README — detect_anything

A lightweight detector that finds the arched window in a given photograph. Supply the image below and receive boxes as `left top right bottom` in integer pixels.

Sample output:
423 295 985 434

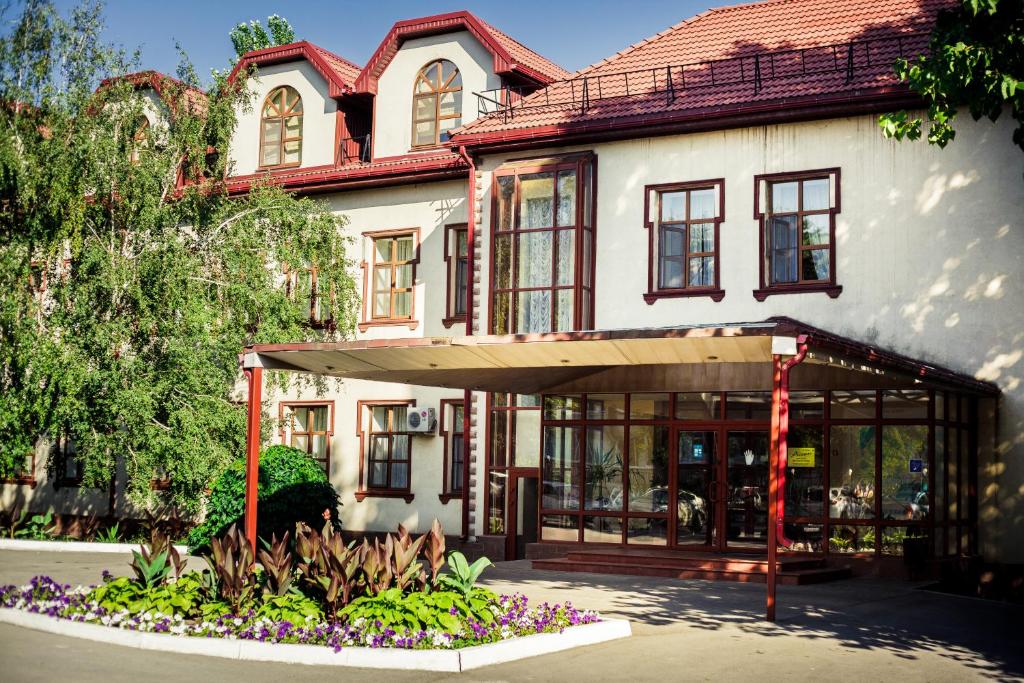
129 115 150 164
260 86 302 167
412 60 461 147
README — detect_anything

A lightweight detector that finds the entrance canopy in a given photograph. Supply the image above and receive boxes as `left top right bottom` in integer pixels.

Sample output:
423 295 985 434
242 317 997 396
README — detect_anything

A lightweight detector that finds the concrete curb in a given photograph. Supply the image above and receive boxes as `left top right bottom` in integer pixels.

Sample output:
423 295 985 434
0 539 189 555
0 609 631 671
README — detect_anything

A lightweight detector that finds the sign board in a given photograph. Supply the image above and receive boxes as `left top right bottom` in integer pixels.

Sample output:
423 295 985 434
788 447 816 468
909 459 923 473
693 444 704 461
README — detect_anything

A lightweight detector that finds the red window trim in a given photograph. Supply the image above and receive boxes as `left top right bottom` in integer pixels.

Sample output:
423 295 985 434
439 398 465 503
442 223 469 328
284 264 334 330
358 228 421 332
487 151 597 335
258 86 303 171
642 178 726 304
278 400 335 475
753 167 842 301
355 399 416 502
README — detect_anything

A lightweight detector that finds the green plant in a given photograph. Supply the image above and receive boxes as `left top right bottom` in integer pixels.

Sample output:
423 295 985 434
96 523 121 544
2 506 28 539
15 510 56 540
338 587 497 633
89 574 204 618
438 551 493 597
257 532 294 597
187 445 341 553
130 529 185 589
294 521 362 619
255 593 324 623
203 524 257 614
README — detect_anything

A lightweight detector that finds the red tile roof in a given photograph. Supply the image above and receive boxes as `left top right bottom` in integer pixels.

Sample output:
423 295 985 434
354 11 569 93
224 151 468 195
311 45 362 86
102 70 208 115
228 41 360 97
452 0 954 146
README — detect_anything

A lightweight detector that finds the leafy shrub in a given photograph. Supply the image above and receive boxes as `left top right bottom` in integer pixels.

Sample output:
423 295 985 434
439 551 493 597
202 524 258 614
187 445 340 552
130 529 186 588
89 574 204 618
338 587 497 633
15 510 56 540
96 523 121 544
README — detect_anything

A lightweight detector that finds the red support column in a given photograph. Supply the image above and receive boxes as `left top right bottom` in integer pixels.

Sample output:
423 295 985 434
767 355 783 622
243 365 263 552
767 337 809 622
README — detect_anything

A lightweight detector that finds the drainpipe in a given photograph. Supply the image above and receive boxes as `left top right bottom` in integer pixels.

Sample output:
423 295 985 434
240 355 263 553
766 334 809 622
456 145 475 543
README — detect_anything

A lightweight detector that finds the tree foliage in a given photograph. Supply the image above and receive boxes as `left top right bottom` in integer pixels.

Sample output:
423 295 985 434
229 14 296 61
879 0 1024 151
0 1 358 512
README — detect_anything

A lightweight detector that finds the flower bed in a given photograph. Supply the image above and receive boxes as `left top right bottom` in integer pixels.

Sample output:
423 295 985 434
0 576 599 651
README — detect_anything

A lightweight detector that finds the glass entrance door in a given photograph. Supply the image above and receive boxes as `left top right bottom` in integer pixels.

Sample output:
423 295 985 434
675 430 716 547
725 431 770 549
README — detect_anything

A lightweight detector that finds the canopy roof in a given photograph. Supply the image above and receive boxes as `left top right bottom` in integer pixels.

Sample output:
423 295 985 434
243 318 997 396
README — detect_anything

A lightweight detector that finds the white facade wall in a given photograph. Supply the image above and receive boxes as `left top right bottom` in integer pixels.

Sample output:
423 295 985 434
475 112 1024 561
372 31 501 158
229 61 338 176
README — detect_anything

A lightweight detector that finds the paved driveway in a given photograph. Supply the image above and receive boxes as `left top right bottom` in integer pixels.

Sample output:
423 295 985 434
0 550 1021 682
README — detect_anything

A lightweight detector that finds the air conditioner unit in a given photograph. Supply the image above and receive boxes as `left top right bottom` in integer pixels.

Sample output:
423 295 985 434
405 407 436 434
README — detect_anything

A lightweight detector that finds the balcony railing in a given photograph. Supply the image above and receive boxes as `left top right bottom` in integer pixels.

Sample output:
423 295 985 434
337 133 371 166
476 32 929 123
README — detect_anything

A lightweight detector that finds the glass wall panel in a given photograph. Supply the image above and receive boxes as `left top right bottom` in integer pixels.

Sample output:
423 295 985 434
583 516 622 543
831 391 877 419
542 426 580 510
489 410 508 468
829 525 874 553
586 394 626 420
544 395 582 421
726 431 770 546
627 426 670 513
676 392 721 421
626 517 668 545
882 390 929 419
726 392 772 420
585 426 625 511
934 425 946 524
677 467 711 544
829 426 876 519
789 392 825 420
786 425 824 518
512 410 541 467
488 471 506 535
785 523 823 552
881 526 928 556
881 425 929 521
948 428 959 522
541 515 578 542
630 393 671 420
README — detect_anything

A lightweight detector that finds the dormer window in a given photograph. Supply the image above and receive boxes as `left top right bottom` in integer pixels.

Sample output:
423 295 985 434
260 86 303 168
129 115 150 164
412 60 461 148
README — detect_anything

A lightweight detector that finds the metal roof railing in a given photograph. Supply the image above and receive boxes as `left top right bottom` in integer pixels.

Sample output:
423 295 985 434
475 32 929 123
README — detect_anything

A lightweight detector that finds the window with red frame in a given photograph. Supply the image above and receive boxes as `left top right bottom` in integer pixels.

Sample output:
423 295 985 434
366 405 411 491
444 224 469 325
490 154 595 334
282 403 332 474
371 234 415 321
643 180 724 302
754 169 841 299
442 401 465 495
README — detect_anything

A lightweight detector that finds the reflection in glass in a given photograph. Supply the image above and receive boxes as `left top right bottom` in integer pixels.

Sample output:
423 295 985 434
726 392 772 421
786 425 824 517
630 393 671 420
583 516 622 543
829 524 874 553
726 431 769 546
627 425 669 513
676 392 721 420
585 426 625 511
626 517 667 545
540 514 577 542
542 426 579 510
881 425 929 520
831 391 876 419
830 426 876 519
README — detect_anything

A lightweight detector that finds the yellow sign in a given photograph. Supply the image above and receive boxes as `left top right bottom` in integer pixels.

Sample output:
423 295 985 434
789 447 816 467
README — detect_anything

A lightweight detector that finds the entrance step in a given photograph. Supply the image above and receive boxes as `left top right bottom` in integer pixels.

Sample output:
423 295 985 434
530 549 851 585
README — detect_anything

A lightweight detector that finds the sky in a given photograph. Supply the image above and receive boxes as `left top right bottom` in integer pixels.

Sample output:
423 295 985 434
49 0 720 84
